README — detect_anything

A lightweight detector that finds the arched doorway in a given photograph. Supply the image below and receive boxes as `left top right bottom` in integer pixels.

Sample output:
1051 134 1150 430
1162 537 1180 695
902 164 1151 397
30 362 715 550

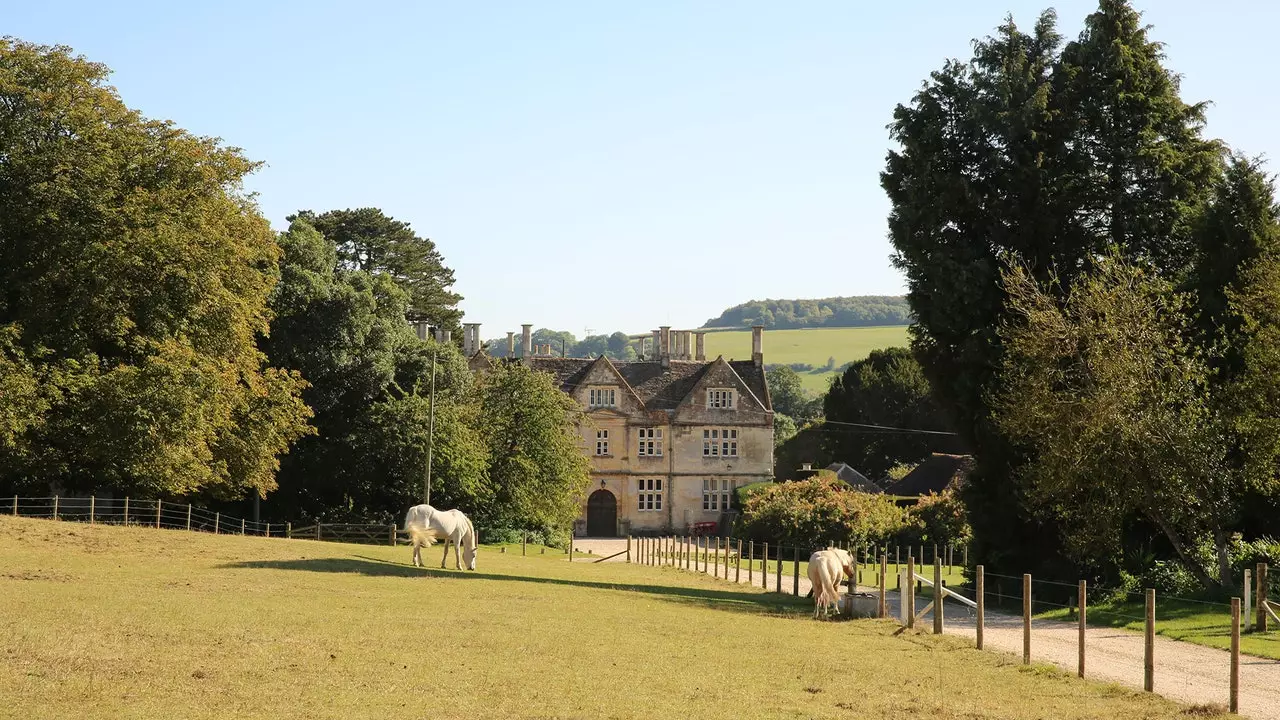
586 489 617 537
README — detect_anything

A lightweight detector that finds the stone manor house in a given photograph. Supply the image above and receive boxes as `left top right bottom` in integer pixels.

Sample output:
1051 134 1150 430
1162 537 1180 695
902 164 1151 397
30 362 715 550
457 323 774 537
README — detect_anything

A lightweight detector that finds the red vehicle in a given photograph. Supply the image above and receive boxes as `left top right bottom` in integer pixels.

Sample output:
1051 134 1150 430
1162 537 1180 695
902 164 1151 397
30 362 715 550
690 521 718 537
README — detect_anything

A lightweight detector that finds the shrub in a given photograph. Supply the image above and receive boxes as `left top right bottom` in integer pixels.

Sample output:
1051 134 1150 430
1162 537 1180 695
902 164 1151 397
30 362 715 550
737 475 908 547
479 526 565 549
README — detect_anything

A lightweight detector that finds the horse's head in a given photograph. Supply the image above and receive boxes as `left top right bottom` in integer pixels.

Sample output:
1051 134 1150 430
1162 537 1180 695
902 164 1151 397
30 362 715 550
463 544 477 571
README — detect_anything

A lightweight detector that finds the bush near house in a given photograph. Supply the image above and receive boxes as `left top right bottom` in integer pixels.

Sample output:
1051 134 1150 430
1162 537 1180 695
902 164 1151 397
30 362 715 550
736 474 907 547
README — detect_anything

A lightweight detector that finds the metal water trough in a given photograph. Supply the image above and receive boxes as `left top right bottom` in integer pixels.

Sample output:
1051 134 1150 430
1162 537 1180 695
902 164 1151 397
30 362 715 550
841 592 879 618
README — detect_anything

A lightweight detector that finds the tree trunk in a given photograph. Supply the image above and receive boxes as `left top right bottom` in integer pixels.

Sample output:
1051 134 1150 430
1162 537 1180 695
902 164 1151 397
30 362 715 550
1214 528 1234 589
1146 509 1219 590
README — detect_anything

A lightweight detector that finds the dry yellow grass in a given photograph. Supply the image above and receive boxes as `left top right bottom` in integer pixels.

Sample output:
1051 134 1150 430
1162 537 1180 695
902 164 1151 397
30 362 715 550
0 516 1226 719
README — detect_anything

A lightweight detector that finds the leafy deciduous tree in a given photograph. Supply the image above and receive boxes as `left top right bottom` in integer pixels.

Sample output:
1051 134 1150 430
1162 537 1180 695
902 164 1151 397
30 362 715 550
0 39 311 498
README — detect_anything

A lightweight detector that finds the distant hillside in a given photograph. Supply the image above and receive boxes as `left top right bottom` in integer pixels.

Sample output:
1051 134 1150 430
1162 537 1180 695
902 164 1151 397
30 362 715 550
701 296 911 330
701 326 910 393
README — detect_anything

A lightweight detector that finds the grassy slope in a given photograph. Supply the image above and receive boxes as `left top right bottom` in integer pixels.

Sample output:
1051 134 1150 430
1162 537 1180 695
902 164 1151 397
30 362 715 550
699 326 910 393
0 517 1222 720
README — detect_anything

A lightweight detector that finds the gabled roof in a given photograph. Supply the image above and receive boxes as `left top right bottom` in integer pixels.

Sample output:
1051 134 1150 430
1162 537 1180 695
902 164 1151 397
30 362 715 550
826 462 882 494
520 357 770 415
885 454 973 497
570 355 645 409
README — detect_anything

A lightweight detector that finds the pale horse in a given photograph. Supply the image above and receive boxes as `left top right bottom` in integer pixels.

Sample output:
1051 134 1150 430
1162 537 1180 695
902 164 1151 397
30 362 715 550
402 504 477 570
808 547 855 619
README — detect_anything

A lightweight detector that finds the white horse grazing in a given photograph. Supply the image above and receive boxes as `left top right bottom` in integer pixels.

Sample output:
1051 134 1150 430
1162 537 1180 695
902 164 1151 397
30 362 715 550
403 504 477 570
808 548 855 619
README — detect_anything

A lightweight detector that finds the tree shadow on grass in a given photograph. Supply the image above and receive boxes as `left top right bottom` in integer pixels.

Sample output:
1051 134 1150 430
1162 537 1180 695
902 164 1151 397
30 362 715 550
222 555 815 618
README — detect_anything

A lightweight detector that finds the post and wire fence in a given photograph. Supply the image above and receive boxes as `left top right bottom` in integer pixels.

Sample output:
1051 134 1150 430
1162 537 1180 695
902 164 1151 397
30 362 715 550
615 530 1277 714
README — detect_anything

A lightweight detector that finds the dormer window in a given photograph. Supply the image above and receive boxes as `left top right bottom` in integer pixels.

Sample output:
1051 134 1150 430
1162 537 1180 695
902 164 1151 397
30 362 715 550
588 387 617 408
708 388 735 409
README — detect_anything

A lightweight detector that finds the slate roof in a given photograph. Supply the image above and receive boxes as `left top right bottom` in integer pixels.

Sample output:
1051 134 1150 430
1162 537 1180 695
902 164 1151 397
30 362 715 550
885 453 973 497
522 357 771 413
826 462 882 494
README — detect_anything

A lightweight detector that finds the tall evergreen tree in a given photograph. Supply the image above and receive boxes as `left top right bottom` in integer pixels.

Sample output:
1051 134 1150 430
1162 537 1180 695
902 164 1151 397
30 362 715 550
883 2 1224 576
290 207 463 329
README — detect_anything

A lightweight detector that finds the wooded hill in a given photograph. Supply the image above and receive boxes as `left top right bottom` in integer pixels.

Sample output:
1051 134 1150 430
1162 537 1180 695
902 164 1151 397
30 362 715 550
700 296 911 329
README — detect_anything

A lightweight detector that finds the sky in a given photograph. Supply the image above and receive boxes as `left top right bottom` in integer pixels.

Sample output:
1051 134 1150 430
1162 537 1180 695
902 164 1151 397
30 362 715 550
6 1 1279 339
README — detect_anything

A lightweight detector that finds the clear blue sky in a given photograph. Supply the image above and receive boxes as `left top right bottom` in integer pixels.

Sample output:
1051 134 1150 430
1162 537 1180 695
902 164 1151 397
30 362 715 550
8 1 1278 339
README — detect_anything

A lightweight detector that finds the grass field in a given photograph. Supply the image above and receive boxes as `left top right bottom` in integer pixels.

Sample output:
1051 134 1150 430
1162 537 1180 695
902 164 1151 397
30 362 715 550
0 516 1226 720
699 326 910 392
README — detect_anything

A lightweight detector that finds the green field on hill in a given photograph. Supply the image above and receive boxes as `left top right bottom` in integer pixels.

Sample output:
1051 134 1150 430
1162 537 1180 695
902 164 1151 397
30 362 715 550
0 516 1219 720
700 326 911 393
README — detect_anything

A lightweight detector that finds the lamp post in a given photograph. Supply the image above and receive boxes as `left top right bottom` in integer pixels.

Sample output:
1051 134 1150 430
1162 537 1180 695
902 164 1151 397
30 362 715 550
424 335 437 506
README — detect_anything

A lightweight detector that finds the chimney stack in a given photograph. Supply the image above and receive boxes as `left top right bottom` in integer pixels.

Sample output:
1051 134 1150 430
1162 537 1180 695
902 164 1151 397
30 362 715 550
461 323 479 357
751 325 764 367
521 324 533 358
637 336 646 360
506 331 515 357
651 330 660 362
683 330 694 360
659 326 671 368
695 331 705 361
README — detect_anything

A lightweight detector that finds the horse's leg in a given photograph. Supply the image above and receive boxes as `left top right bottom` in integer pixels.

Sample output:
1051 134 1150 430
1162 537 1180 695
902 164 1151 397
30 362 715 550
411 536 420 567
441 539 450 569
454 537 462 570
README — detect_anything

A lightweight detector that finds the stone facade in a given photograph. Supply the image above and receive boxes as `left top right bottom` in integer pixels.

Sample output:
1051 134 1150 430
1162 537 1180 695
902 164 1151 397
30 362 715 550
468 324 774 537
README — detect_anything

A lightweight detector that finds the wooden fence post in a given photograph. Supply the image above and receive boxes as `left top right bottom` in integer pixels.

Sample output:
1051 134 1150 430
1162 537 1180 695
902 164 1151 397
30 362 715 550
1231 597 1241 714
1022 574 1032 665
286 522 291 538
878 554 887 618
389 523 396 546
976 565 984 650
792 545 800 596
963 543 969 568
626 535 632 563
775 546 782 593
1144 589 1155 692
155 499 161 528
53 495 59 520
906 555 915 629
214 512 219 534
1078 580 1087 678
895 545 900 566
714 536 721 578
522 533 527 556
11 495 16 516
933 558 943 634
266 523 271 538
89 496 95 524
1245 569 1252 631
240 517 245 535
186 504 192 531
748 541 754 584
315 523 320 540
568 531 573 562
123 497 129 525
736 540 742 583
762 542 769 589
1257 562 1268 633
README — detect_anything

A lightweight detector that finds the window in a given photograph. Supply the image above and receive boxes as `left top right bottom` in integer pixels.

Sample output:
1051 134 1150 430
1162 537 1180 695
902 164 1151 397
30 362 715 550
708 388 735 409
588 387 617 408
702 478 734 511
595 429 609 456
637 428 663 457
702 428 738 457
637 478 663 511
